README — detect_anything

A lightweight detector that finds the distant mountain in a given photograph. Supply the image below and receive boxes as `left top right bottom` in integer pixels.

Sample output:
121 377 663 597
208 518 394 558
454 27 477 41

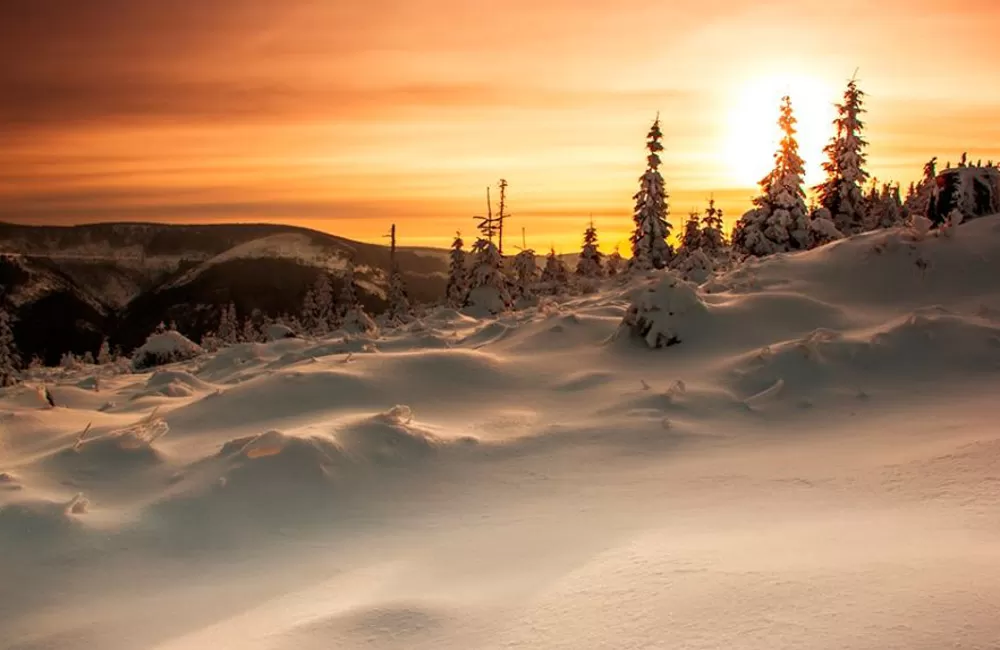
0 222 448 364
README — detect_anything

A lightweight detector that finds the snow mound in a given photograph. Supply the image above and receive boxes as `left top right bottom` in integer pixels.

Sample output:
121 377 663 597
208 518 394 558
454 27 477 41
725 310 1000 406
135 369 212 399
0 497 89 549
333 405 462 464
216 429 346 490
45 414 169 476
340 307 379 336
464 285 509 317
617 274 710 348
266 323 297 341
131 331 203 371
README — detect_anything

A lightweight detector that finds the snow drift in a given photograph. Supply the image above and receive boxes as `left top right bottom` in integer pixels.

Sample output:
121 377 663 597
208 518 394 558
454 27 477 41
4 216 1000 650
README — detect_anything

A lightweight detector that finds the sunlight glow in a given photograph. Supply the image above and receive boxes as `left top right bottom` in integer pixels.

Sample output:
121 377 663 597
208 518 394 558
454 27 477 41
724 74 838 189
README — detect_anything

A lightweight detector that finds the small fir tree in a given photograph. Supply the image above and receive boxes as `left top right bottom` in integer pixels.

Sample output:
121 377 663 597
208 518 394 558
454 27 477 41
700 198 726 252
539 247 570 294
512 248 539 299
630 116 673 270
386 268 412 325
337 260 360 317
466 236 511 313
575 220 604 277
606 247 623 277
680 211 702 252
96 338 113 365
302 273 334 335
445 232 469 307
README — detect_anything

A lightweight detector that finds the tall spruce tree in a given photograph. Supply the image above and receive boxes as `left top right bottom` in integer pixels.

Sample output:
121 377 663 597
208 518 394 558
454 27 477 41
815 77 870 235
630 116 673 270
700 198 726 252
733 96 813 256
445 232 469 307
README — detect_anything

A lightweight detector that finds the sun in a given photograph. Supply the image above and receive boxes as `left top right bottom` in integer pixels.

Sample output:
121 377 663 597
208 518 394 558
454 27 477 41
723 73 837 189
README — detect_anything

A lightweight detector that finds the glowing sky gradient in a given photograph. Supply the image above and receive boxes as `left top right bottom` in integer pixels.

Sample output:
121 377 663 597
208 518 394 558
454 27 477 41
2 0 999 251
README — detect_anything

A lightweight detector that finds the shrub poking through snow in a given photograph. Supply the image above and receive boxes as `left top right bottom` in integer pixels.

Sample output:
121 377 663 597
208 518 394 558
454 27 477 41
619 273 709 348
131 330 203 371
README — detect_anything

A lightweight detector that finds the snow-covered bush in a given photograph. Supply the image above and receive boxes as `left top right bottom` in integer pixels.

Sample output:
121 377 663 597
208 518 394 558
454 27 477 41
618 273 709 348
131 331 203 371
809 208 844 246
671 248 715 284
465 238 511 314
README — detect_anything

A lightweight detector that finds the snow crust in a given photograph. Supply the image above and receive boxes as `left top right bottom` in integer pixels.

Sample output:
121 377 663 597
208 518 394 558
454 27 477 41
3 217 1000 649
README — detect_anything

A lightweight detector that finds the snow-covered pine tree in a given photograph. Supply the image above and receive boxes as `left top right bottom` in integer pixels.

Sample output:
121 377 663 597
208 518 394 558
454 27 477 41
337 260 360 318
445 232 469 307
337 259 377 333
732 96 815 256
385 244 412 325
815 77 870 235
465 236 511 313
302 273 334 335
680 211 702 252
539 247 570 294
512 247 538 299
700 198 726 252
905 157 938 218
241 314 259 343
629 116 673 270
575 220 603 277
606 247 623 277
0 307 20 387
96 338 112 365
386 269 412 325
876 182 904 228
216 302 239 344
670 210 714 282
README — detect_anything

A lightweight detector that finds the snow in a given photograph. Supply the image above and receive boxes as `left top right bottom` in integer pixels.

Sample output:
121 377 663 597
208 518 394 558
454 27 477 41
130 330 203 370
4 217 1000 649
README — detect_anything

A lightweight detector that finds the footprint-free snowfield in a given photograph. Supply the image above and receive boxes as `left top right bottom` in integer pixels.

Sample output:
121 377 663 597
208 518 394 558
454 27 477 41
3 219 1000 649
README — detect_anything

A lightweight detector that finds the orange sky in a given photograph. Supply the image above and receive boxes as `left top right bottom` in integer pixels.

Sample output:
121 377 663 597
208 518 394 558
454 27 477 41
2 0 999 252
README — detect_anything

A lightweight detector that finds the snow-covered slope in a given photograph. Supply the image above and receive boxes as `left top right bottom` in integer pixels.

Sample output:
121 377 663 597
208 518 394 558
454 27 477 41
3 218 1000 649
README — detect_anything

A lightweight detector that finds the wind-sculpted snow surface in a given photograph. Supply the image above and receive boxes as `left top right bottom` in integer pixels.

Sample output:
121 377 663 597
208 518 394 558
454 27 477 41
3 218 1000 649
